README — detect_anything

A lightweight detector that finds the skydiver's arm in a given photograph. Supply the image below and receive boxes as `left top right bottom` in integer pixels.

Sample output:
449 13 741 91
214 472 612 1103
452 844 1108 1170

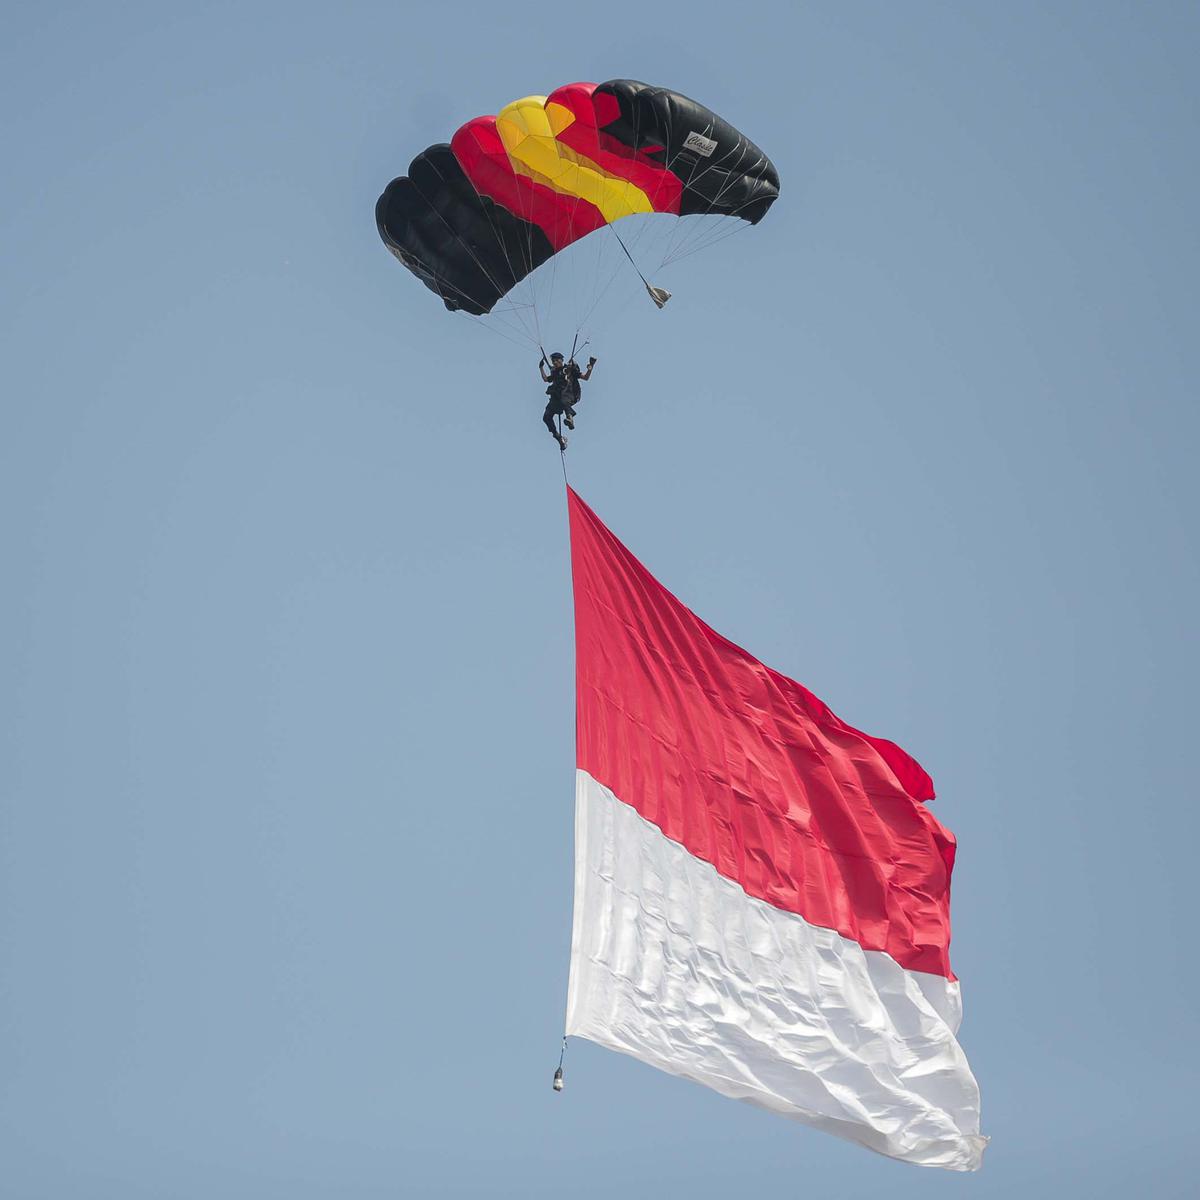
581 357 597 381
539 361 553 382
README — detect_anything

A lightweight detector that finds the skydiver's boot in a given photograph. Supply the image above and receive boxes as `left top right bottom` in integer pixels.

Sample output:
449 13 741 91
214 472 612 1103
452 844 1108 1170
556 432 568 451
564 408 576 430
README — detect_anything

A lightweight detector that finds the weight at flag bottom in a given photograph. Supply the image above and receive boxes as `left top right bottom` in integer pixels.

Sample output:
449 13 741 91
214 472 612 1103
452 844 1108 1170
563 489 986 1170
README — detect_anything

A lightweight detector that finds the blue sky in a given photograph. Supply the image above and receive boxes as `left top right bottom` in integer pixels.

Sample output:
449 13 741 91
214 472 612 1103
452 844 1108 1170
2 2 1198 1196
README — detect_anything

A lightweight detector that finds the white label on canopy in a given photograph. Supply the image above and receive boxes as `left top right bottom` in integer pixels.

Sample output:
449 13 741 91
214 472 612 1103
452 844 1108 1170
683 131 718 158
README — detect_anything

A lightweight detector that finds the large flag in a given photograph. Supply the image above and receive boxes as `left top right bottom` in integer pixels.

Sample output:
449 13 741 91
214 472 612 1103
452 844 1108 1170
564 488 986 1170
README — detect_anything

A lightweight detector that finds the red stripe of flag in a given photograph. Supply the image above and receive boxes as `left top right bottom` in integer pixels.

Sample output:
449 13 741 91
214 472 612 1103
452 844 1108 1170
569 487 958 978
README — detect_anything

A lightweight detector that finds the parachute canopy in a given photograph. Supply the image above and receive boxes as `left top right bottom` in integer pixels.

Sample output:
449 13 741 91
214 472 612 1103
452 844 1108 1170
376 79 780 317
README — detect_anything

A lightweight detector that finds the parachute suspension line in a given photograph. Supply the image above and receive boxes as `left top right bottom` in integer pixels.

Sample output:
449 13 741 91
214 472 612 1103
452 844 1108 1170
663 153 764 266
392 239 520 339
577 105 634 340
611 225 648 285
473 191 541 347
407 171 540 346
575 229 649 332
578 109 672 335
497 145 545 352
465 311 534 353
662 200 757 268
653 123 719 267
591 101 652 327
656 135 746 268
657 123 766 267
665 139 772 266
567 332 592 380
610 225 671 310
556 144 597 344
544 116 604 348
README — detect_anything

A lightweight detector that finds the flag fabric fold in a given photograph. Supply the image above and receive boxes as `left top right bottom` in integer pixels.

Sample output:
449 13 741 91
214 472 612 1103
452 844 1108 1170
563 488 985 1170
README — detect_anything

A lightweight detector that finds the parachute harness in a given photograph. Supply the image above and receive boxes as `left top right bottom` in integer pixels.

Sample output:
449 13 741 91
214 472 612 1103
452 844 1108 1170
540 340 580 482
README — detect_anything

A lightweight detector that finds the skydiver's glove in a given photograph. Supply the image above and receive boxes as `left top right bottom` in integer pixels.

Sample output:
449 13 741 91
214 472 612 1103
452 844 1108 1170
588 356 597 366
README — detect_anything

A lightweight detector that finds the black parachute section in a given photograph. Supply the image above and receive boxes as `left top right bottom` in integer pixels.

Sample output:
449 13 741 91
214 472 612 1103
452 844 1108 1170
596 79 779 223
375 144 555 316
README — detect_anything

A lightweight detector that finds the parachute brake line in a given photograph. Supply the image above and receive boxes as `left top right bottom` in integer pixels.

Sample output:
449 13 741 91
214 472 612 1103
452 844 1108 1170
610 227 672 309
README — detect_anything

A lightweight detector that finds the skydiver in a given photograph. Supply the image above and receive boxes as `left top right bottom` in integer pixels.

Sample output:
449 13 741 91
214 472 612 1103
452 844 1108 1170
540 351 597 450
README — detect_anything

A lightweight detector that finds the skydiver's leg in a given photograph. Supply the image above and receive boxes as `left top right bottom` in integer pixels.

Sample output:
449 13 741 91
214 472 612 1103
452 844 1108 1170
543 402 567 449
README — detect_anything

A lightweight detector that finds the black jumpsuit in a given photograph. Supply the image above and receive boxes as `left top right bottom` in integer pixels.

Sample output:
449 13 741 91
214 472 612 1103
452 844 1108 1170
542 363 582 437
